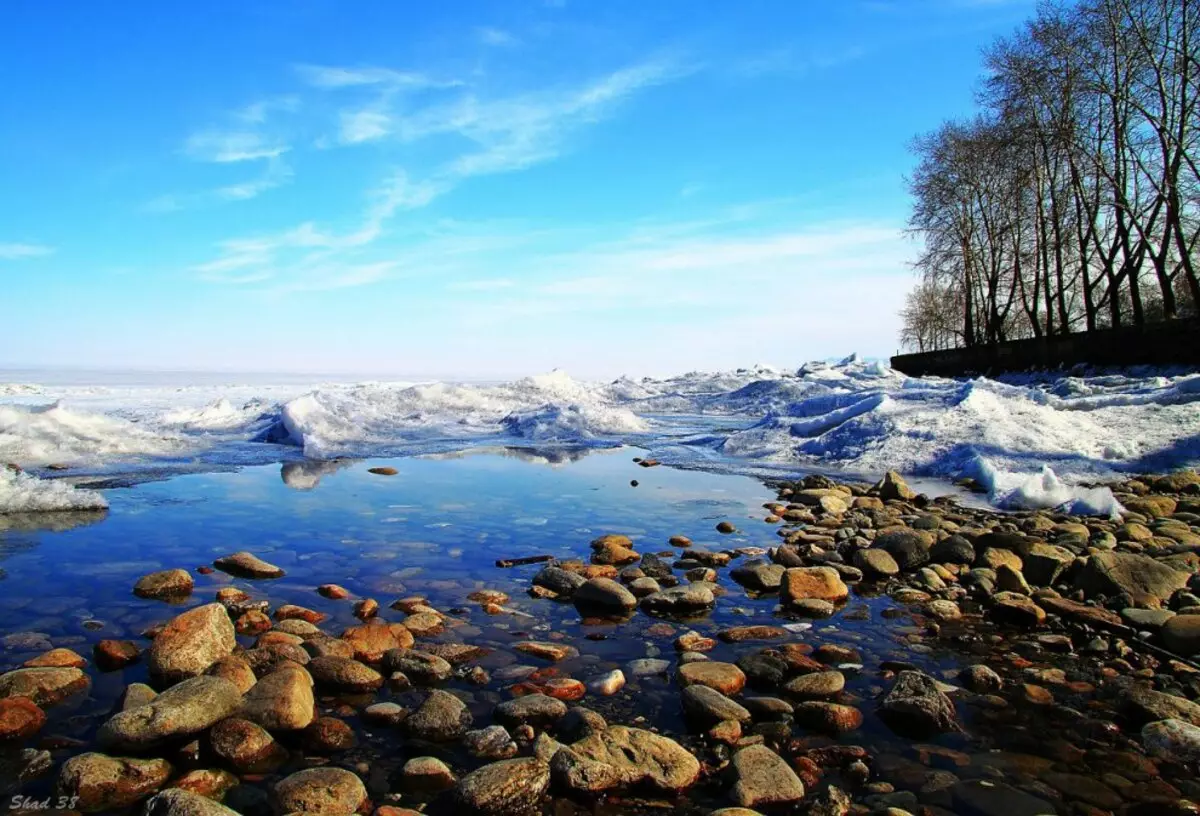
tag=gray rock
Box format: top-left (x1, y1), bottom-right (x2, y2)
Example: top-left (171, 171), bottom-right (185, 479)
top-left (573, 578), bottom-right (637, 614)
top-left (383, 649), bottom-right (453, 684)
top-left (1022, 543), bottom-right (1075, 586)
top-left (729, 744), bottom-right (805, 808)
top-left (443, 757), bottom-right (550, 816)
top-left (557, 726), bottom-right (699, 792)
top-left (406, 689), bottom-right (472, 741)
top-left (273, 767), bottom-right (366, 815)
top-left (306, 655), bottom-right (384, 692)
top-left (1073, 551), bottom-right (1188, 608)
top-left (878, 670), bottom-right (960, 737)
top-left (465, 725), bottom-right (519, 760)
top-left (143, 788), bottom-right (241, 816)
top-left (56, 753), bottom-right (173, 813)
top-left (532, 566), bottom-right (585, 596)
top-left (1142, 718), bottom-right (1200, 763)
top-left (682, 684), bottom-right (752, 726)
top-left (640, 584), bottom-right (715, 615)
top-left (730, 560), bottom-right (786, 591)
top-left (148, 603), bottom-right (237, 681)
top-left (852, 548), bottom-right (899, 579)
top-left (950, 779), bottom-right (1056, 816)
top-left (494, 694), bottom-right (568, 729)
top-left (931, 535), bottom-right (975, 565)
top-left (97, 676), bottom-right (241, 751)
top-left (874, 530), bottom-right (930, 570)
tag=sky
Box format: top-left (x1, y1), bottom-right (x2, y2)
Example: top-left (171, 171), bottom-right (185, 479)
top-left (0, 0), bottom-right (1036, 379)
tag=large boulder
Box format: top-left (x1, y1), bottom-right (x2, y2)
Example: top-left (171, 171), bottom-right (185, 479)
top-left (553, 726), bottom-right (699, 793)
top-left (728, 744), bottom-right (805, 808)
top-left (1022, 543), bottom-right (1075, 586)
top-left (57, 753), bottom-right (173, 813)
top-left (877, 670), bottom-right (960, 737)
top-left (98, 676), bottom-right (241, 751)
top-left (442, 757), bottom-right (550, 816)
top-left (875, 470), bottom-right (916, 501)
top-left (240, 667), bottom-right (315, 731)
top-left (148, 604), bottom-right (236, 681)
top-left (273, 767), bottom-right (367, 815)
top-left (1073, 552), bottom-right (1189, 608)
top-left (874, 530), bottom-right (930, 570)
top-left (0, 667), bottom-right (90, 707)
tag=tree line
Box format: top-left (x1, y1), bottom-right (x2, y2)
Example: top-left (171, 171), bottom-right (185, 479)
top-left (901, 0), bottom-right (1199, 352)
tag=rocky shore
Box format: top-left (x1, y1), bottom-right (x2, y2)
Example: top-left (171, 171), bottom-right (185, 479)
top-left (2, 465), bottom-right (1200, 815)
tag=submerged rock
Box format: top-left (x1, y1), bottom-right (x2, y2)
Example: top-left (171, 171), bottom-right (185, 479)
top-left (212, 551), bottom-right (285, 579)
top-left (0, 667), bottom-right (90, 708)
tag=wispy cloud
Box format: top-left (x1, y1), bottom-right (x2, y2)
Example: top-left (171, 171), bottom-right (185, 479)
top-left (477, 27), bottom-right (520, 47)
top-left (734, 45), bottom-right (867, 78)
top-left (185, 130), bottom-right (289, 163)
top-left (296, 64), bottom-right (461, 90)
top-left (0, 242), bottom-right (54, 260)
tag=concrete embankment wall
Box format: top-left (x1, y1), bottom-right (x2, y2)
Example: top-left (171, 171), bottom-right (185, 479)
top-left (890, 318), bottom-right (1200, 377)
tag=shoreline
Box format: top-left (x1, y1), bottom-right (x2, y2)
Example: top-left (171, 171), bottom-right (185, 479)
top-left (0, 460), bottom-right (1198, 814)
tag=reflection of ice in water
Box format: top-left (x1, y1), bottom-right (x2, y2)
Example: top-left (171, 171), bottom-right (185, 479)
top-left (280, 458), bottom-right (355, 491)
top-left (0, 509), bottom-right (108, 534)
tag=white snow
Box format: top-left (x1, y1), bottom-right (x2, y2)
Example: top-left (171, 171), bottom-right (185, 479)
top-left (1, 359), bottom-right (1198, 515)
top-left (0, 468), bottom-right (108, 514)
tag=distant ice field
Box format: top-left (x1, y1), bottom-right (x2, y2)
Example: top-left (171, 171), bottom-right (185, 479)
top-left (2, 357), bottom-right (1199, 517)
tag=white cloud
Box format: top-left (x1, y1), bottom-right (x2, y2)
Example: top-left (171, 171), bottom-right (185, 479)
top-left (185, 130), bottom-right (289, 163)
top-left (296, 64), bottom-right (461, 90)
top-left (0, 243), bottom-right (54, 260)
top-left (338, 109), bottom-right (392, 144)
top-left (477, 27), bottom-right (520, 47)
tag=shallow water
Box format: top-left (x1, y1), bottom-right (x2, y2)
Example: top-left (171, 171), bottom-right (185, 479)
top-left (0, 447), bottom-right (1153, 813)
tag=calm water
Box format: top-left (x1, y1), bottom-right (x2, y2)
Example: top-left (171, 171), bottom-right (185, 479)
top-left (0, 447), bottom-right (1019, 811)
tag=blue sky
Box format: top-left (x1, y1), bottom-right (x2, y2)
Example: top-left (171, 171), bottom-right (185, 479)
top-left (1, 0), bottom-right (1033, 378)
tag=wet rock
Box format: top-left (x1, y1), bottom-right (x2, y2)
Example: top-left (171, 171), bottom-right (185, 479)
top-left (676, 631), bottom-right (717, 652)
top-left (383, 649), bottom-right (453, 684)
top-left (0, 697), bottom-right (45, 741)
top-left (1074, 551), bottom-right (1188, 608)
top-left (678, 661), bottom-right (746, 695)
top-left (57, 753), bottom-right (173, 813)
top-left (205, 655), bottom-right (257, 695)
top-left (1143, 718), bottom-right (1200, 763)
top-left (342, 620), bottom-right (412, 662)
top-left (878, 671), bottom-right (959, 737)
top-left (590, 534), bottom-right (639, 566)
top-left (1121, 683), bottom-right (1200, 726)
top-left (403, 756), bottom-right (456, 792)
top-left (514, 641), bottom-right (578, 662)
top-left (364, 702), bottom-right (408, 726)
top-left (94, 639), bottom-right (140, 671)
top-left (926, 599), bottom-right (962, 621)
top-left (120, 683), bottom-right (158, 711)
top-left (465, 725), bottom-right (519, 760)
top-left (559, 726), bottom-right (700, 793)
top-left (989, 592), bottom-right (1046, 628)
top-left (144, 788), bottom-right (240, 816)
top-left (640, 584), bottom-right (716, 615)
top-left (730, 561), bottom-right (786, 592)
top-left (212, 551), bottom-right (285, 579)
top-left (301, 716), bottom-right (355, 754)
top-left (736, 652), bottom-right (788, 687)
top-left (0, 667), bottom-right (90, 707)
top-left (781, 567), bottom-right (849, 605)
top-left (949, 780), bottom-right (1055, 816)
top-left (791, 702), bottom-right (862, 734)
top-left (532, 566), bottom-right (586, 596)
top-left (682, 685), bottom-right (752, 726)
top-left (573, 578), bottom-right (636, 614)
top-left (168, 768), bottom-right (239, 801)
top-left (719, 625), bottom-right (789, 643)
top-left (853, 548), bottom-right (900, 579)
top-left (134, 569), bottom-right (195, 600)
top-left (729, 744), bottom-right (805, 807)
top-left (742, 696), bottom-right (793, 720)
top-left (1042, 771), bottom-right (1122, 810)
top-left (0, 747), bottom-right (51, 796)
top-left (403, 611), bottom-right (445, 638)
top-left (442, 757), bottom-right (549, 816)
top-left (406, 690), bottom-right (472, 741)
top-left (273, 767), bottom-right (367, 815)
top-left (148, 603), bottom-right (237, 681)
top-left (960, 665), bottom-right (1003, 693)
top-left (784, 671), bottom-right (845, 700)
top-left (1124, 495), bottom-right (1178, 518)
top-left (1162, 614), bottom-right (1200, 656)
top-left (318, 584), bottom-right (350, 600)
top-left (1036, 595), bottom-right (1123, 628)
top-left (874, 530), bottom-right (930, 570)
top-left (307, 656), bottom-right (384, 693)
top-left (495, 694), bottom-right (568, 729)
top-left (240, 667), bottom-right (315, 731)
top-left (98, 676), bottom-right (241, 751)
top-left (22, 647), bottom-right (87, 669)
top-left (588, 670), bottom-right (625, 696)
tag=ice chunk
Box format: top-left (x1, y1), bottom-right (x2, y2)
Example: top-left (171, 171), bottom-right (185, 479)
top-left (0, 469), bottom-right (108, 513)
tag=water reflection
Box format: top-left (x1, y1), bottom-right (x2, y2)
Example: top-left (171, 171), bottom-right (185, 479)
top-left (421, 444), bottom-right (599, 467)
top-left (280, 458), bottom-right (356, 490)
top-left (0, 509), bottom-right (108, 534)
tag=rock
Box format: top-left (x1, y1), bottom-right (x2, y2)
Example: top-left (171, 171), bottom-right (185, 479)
top-left (307, 656), bottom-right (384, 692)
top-left (443, 757), bottom-right (549, 816)
top-left (513, 642), bottom-right (578, 662)
top-left (406, 690), bottom-right (472, 741)
top-left (383, 649), bottom-right (453, 684)
top-left (94, 639), bottom-right (140, 671)
top-left (98, 676), bottom-right (241, 751)
top-left (206, 655), bottom-right (257, 694)
top-left (403, 611), bottom-right (445, 638)
top-left (1143, 718), bottom-right (1200, 763)
top-left (560, 726), bottom-right (700, 792)
top-left (874, 530), bottom-right (930, 570)
top-left (403, 756), bottom-right (456, 792)
top-left (495, 694), bottom-right (568, 729)
top-left (876, 471), bottom-right (916, 501)
top-left (273, 767), bottom-right (367, 815)
top-left (1036, 595), bottom-right (1123, 628)
top-left (301, 716), bottom-right (355, 754)
top-left (853, 548), bottom-right (900, 579)
top-left (949, 780), bottom-right (1057, 816)
top-left (989, 592), bottom-right (1046, 628)
top-left (0, 667), bottom-right (89, 707)
top-left (212, 551), bottom-right (285, 579)
top-left (1074, 551), bottom-right (1188, 608)
top-left (588, 670), bottom-right (625, 696)
top-left (1022, 543), bottom-right (1075, 586)
top-left (22, 647), bottom-right (87, 669)
top-left (368, 466), bottom-right (398, 475)
top-left (719, 626), bottom-right (789, 643)
top-left (729, 744), bottom-right (805, 808)
top-left (120, 683), bottom-right (158, 711)
top-left (464, 726), bottom-right (519, 760)
top-left (1041, 772), bottom-right (1122, 810)
top-left (532, 567), bottom-right (586, 596)
top-left (590, 534), bottom-right (639, 566)
top-left (1124, 495), bottom-right (1178, 518)
top-left (0, 697), bottom-right (45, 740)
top-left (1121, 683), bottom-right (1200, 726)
top-left (148, 603), bottom-right (237, 681)
top-left (682, 685), bottom-right (752, 726)
top-left (240, 667), bottom-right (315, 731)
top-left (1123, 607), bottom-right (1176, 629)
top-left (57, 753), bottom-right (173, 813)
top-left (959, 665), bottom-right (1003, 693)
top-left (1162, 614), bottom-right (1200, 656)
top-left (931, 535), bottom-right (975, 565)
top-left (640, 584), bottom-right (716, 615)
top-left (791, 702), bottom-right (863, 734)
top-left (341, 620), bottom-right (410, 662)
top-left (926, 599), bottom-right (962, 621)
top-left (134, 569), bottom-right (195, 600)
top-left (730, 561), bottom-right (786, 592)
top-left (675, 631), bottom-right (717, 652)
top-left (573, 578), bottom-right (637, 614)
top-left (878, 671), bottom-right (959, 737)
top-left (678, 661), bottom-right (746, 695)
top-left (318, 584), bottom-right (350, 599)
top-left (784, 671), bottom-right (845, 700)
top-left (364, 702), bottom-right (408, 726)
top-left (781, 567), bottom-right (849, 605)
top-left (0, 747), bottom-right (51, 796)
top-left (168, 769), bottom-right (240, 801)
top-left (977, 547), bottom-right (1022, 573)
top-left (144, 788), bottom-right (241, 816)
